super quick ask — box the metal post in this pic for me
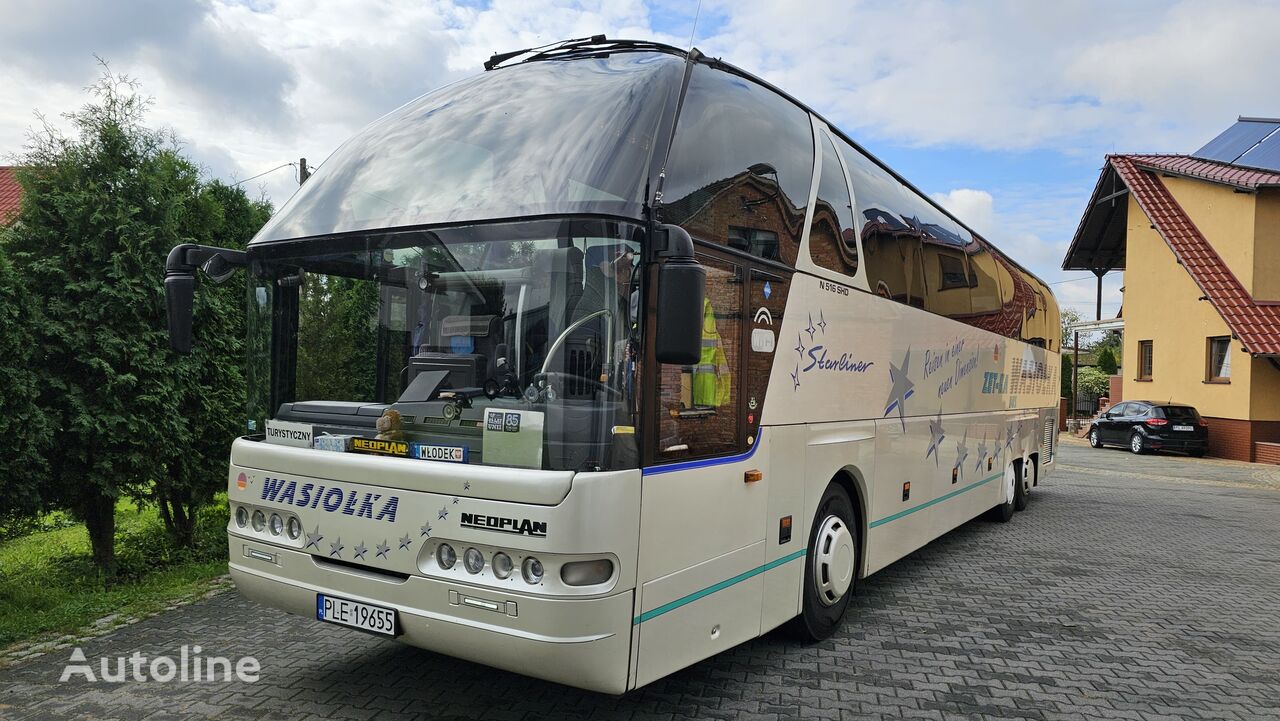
[1072,330,1080,430]
[1095,270,1104,321]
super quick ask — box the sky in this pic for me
[2,0,1279,321]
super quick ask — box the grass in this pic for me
[0,496,231,652]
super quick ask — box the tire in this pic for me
[1014,459,1031,512]
[988,463,1016,523]
[789,482,857,642]
[1088,428,1103,448]
[1129,431,1146,455]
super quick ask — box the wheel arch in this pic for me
[831,465,869,578]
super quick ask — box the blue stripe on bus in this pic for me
[868,471,1004,528]
[642,438,760,476]
[633,549,807,625]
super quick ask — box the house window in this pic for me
[728,227,779,262]
[1137,340,1153,380]
[1206,336,1231,382]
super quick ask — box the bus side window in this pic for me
[655,254,742,460]
[659,64,814,266]
[808,131,858,277]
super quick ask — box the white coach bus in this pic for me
[165,37,1060,693]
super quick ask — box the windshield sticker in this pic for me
[265,419,313,448]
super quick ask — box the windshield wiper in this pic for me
[484,35,677,71]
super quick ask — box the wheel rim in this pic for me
[1090,430,1098,446]
[1131,434,1142,452]
[812,515,855,607]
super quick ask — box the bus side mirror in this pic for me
[164,243,247,354]
[652,225,705,365]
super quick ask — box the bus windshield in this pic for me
[252,51,683,243]
[247,218,644,472]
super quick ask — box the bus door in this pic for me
[634,249,768,687]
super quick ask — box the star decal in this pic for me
[452,497,459,505]
[328,537,344,558]
[375,540,390,559]
[438,507,449,520]
[954,430,969,480]
[420,522,432,538]
[304,525,323,551]
[805,313,817,341]
[794,333,805,358]
[816,310,827,335]
[791,365,801,391]
[975,434,989,472]
[398,533,413,551]
[463,481,471,491]
[1004,424,1016,453]
[882,348,915,431]
[925,410,946,466]
[353,541,368,560]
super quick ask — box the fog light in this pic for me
[286,516,302,540]
[463,547,485,574]
[492,552,513,579]
[521,556,544,584]
[561,559,614,586]
[251,509,266,532]
[234,506,248,527]
[436,543,457,570]
[269,513,283,536]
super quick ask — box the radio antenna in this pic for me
[687,0,702,52]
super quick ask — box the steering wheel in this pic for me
[537,371,624,401]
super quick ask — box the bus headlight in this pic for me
[561,559,613,586]
[463,547,485,574]
[268,513,283,536]
[234,506,248,528]
[491,552,514,579]
[436,543,457,570]
[521,556,544,584]
[251,509,266,532]
[286,516,302,540]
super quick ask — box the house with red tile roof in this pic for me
[1063,119,1280,463]
[0,166,21,225]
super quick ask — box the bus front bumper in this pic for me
[230,543,634,694]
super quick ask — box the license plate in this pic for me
[1173,425,1194,432]
[316,594,398,636]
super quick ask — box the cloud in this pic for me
[931,189,995,237]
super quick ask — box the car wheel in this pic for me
[1088,428,1102,448]
[1014,458,1031,512]
[789,482,857,642]
[1129,431,1146,454]
[988,463,1016,523]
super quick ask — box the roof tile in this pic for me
[0,167,20,224]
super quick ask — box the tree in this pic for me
[1061,354,1073,399]
[1096,346,1118,376]
[1075,366,1111,398]
[5,67,223,570]
[1060,307,1083,350]
[0,250,51,525]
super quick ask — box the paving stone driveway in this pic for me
[2,440,1279,721]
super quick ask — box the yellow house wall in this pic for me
[1253,189,1280,301]
[1122,193,1254,420]
[1160,175,1257,297]
[1250,357,1280,420]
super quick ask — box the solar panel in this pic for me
[1192,119,1280,163]
[1236,132,1280,172]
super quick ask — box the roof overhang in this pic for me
[1068,317,1125,334]
[1061,161,1128,273]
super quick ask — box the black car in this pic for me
[1087,401,1209,456]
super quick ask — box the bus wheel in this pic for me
[1014,459,1031,512]
[790,483,856,642]
[988,463,1016,523]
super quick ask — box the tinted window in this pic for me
[808,132,858,276]
[661,65,814,265]
[1160,406,1200,422]
[255,52,683,242]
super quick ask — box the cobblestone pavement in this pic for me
[3,441,1279,721]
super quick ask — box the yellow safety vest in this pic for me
[692,298,731,407]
